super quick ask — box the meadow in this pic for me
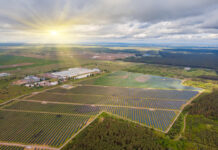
[0,55,57,71]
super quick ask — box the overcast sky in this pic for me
[0,0,218,45]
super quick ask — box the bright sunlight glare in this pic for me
[50,30,58,36]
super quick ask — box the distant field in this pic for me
[80,71,199,90]
[0,110,90,147]
[0,55,57,71]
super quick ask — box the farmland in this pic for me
[0,55,57,71]
[0,71,201,149]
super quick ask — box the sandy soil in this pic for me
[120,75,129,79]
[0,63,34,69]
[90,53,134,60]
[135,75,150,82]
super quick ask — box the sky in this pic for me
[0,0,218,45]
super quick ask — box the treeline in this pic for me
[124,64,217,79]
[123,50,218,70]
[163,48,218,54]
[189,90,218,119]
[198,75,218,81]
[62,113,167,150]
[167,113,184,139]
[184,90,218,148]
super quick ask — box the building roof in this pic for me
[51,68,100,78]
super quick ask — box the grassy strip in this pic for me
[167,112,185,139]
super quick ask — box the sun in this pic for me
[50,30,58,36]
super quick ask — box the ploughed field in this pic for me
[0,72,200,149]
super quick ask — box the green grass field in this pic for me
[0,55,57,71]
[80,71,200,90]
[124,64,217,79]
[0,79,38,103]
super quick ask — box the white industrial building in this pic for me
[51,68,100,79]
[24,75,40,83]
[75,74,91,79]
[0,73,10,77]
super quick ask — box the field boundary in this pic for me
[59,110,172,150]
[105,111,166,133]
[164,90,204,133]
[0,108,92,117]
[0,141,58,150]
[58,111,104,150]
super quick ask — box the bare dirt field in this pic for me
[90,53,134,60]
[120,75,129,79]
[0,63,34,69]
[135,75,150,82]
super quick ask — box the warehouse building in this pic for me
[51,68,100,79]
[0,73,10,77]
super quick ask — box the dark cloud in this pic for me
[0,0,217,43]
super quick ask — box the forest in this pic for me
[188,90,218,119]
[123,49,218,70]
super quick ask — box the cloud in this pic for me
[0,0,217,44]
